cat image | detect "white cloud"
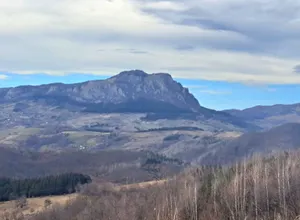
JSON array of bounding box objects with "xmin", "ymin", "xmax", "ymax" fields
[
  {"xmin": 265, "ymin": 88, "xmax": 277, "ymax": 92},
  {"xmin": 0, "ymin": 75, "xmax": 8, "ymax": 80},
  {"xmin": 198, "ymin": 89, "xmax": 232, "ymax": 95},
  {"xmin": 0, "ymin": 0, "xmax": 299, "ymax": 84},
  {"xmin": 183, "ymin": 85, "xmax": 207, "ymax": 89},
  {"xmin": 184, "ymin": 84, "xmax": 231, "ymax": 95},
  {"xmin": 142, "ymin": 1, "xmax": 188, "ymax": 11}
]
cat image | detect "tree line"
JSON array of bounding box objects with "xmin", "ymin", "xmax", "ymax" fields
[{"xmin": 0, "ymin": 173, "xmax": 91, "ymax": 202}]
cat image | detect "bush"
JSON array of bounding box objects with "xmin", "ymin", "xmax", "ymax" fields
[
  {"xmin": 44, "ymin": 199, "xmax": 52, "ymax": 208},
  {"xmin": 14, "ymin": 197, "xmax": 27, "ymax": 209}
]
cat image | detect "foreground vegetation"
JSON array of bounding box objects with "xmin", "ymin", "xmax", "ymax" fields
[
  {"xmin": 3, "ymin": 151, "xmax": 300, "ymax": 220},
  {"xmin": 33, "ymin": 152, "xmax": 300, "ymax": 220}
]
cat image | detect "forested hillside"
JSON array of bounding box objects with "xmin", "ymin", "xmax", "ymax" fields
[
  {"xmin": 0, "ymin": 148, "xmax": 186, "ymax": 184},
  {"xmin": 0, "ymin": 173, "xmax": 91, "ymax": 202}
]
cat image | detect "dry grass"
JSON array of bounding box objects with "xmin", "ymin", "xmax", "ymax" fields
[
  {"xmin": 0, "ymin": 194, "xmax": 78, "ymax": 217},
  {"xmin": 117, "ymin": 179, "xmax": 168, "ymax": 190}
]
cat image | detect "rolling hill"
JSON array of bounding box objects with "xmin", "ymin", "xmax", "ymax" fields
[
  {"xmin": 0, "ymin": 147, "xmax": 185, "ymax": 183},
  {"xmin": 200, "ymin": 123, "xmax": 300, "ymax": 164},
  {"xmin": 224, "ymin": 103, "xmax": 300, "ymax": 129}
]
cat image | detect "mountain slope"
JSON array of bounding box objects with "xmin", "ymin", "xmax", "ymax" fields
[
  {"xmin": 0, "ymin": 70, "xmax": 257, "ymax": 132},
  {"xmin": 200, "ymin": 123, "xmax": 300, "ymax": 164},
  {"xmin": 224, "ymin": 103, "xmax": 300, "ymax": 129},
  {"xmin": 0, "ymin": 147, "xmax": 185, "ymax": 183},
  {"xmin": 0, "ymin": 70, "xmax": 260, "ymax": 160},
  {"xmin": 0, "ymin": 70, "xmax": 201, "ymax": 113}
]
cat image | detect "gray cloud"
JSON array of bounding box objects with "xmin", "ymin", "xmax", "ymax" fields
[
  {"xmin": 294, "ymin": 65, "xmax": 300, "ymax": 73},
  {"xmin": 0, "ymin": 0, "xmax": 300, "ymax": 84},
  {"xmin": 174, "ymin": 45, "xmax": 195, "ymax": 51},
  {"xmin": 140, "ymin": 0, "xmax": 300, "ymax": 57},
  {"xmin": 126, "ymin": 49, "xmax": 149, "ymax": 54},
  {"xmin": 180, "ymin": 18, "xmax": 239, "ymax": 33},
  {"xmin": 98, "ymin": 48, "xmax": 149, "ymax": 54}
]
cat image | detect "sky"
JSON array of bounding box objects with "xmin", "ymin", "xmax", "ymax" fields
[{"xmin": 1, "ymin": 0, "xmax": 300, "ymax": 110}]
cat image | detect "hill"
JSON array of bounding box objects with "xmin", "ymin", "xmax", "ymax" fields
[
  {"xmin": 224, "ymin": 103, "xmax": 300, "ymax": 129},
  {"xmin": 0, "ymin": 148, "xmax": 185, "ymax": 183},
  {"xmin": 200, "ymin": 123, "xmax": 300, "ymax": 164}
]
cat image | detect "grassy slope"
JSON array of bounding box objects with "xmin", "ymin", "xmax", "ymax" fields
[{"xmin": 0, "ymin": 194, "xmax": 77, "ymax": 217}]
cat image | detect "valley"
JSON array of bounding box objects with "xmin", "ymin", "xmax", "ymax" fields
[
  {"xmin": 2, "ymin": 0, "xmax": 299, "ymax": 217},
  {"xmin": 1, "ymin": 71, "xmax": 300, "ymax": 168},
  {"xmin": 1, "ymin": 70, "xmax": 300, "ymax": 220}
]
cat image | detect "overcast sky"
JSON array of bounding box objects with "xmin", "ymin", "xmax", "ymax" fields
[{"xmin": 1, "ymin": 0, "xmax": 300, "ymax": 109}]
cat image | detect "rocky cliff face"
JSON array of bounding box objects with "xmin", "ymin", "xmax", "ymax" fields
[{"xmin": 0, "ymin": 70, "xmax": 201, "ymax": 113}]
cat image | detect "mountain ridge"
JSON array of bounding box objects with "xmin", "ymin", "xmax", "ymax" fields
[
  {"xmin": 0, "ymin": 70, "xmax": 267, "ymax": 162},
  {"xmin": 0, "ymin": 70, "xmax": 201, "ymax": 114},
  {"xmin": 200, "ymin": 122, "xmax": 300, "ymax": 164},
  {"xmin": 224, "ymin": 103, "xmax": 300, "ymax": 129}
]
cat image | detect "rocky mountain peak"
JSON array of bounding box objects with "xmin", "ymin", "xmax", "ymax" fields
[
  {"xmin": 117, "ymin": 69, "xmax": 148, "ymax": 78},
  {"xmin": 0, "ymin": 70, "xmax": 202, "ymax": 113},
  {"xmin": 109, "ymin": 70, "xmax": 173, "ymax": 83}
]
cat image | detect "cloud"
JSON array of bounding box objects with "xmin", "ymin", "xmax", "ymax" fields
[
  {"xmin": 265, "ymin": 88, "xmax": 277, "ymax": 92},
  {"xmin": 142, "ymin": 1, "xmax": 187, "ymax": 11},
  {"xmin": 0, "ymin": 74, "xmax": 8, "ymax": 80},
  {"xmin": 0, "ymin": 0, "xmax": 299, "ymax": 84},
  {"xmin": 141, "ymin": 0, "xmax": 300, "ymax": 54},
  {"xmin": 113, "ymin": 48, "xmax": 149, "ymax": 54},
  {"xmin": 294, "ymin": 65, "xmax": 300, "ymax": 73},
  {"xmin": 183, "ymin": 84, "xmax": 231, "ymax": 95},
  {"xmin": 174, "ymin": 45, "xmax": 195, "ymax": 51},
  {"xmin": 183, "ymin": 84, "xmax": 207, "ymax": 89},
  {"xmin": 198, "ymin": 89, "xmax": 231, "ymax": 95}
]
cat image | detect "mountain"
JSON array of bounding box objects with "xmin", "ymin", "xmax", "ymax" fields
[
  {"xmin": 0, "ymin": 70, "xmax": 201, "ymax": 114},
  {"xmin": 0, "ymin": 70, "xmax": 257, "ymax": 131},
  {"xmin": 0, "ymin": 70, "xmax": 260, "ymax": 164},
  {"xmin": 200, "ymin": 123, "xmax": 300, "ymax": 164},
  {"xmin": 224, "ymin": 103, "xmax": 300, "ymax": 129}
]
